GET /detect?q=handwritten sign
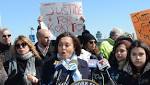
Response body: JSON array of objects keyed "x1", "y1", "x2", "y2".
[
  {"x1": 40, "y1": 2, "x2": 84, "y2": 37},
  {"x1": 131, "y1": 9, "x2": 150, "y2": 45}
]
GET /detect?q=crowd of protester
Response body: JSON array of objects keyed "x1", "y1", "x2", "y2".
[{"x1": 0, "y1": 16, "x2": 150, "y2": 85}]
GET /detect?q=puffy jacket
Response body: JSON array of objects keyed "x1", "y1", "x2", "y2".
[{"x1": 99, "y1": 38, "x2": 114, "y2": 59}]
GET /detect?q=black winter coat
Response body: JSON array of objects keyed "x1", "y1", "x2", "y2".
[
  {"x1": 118, "y1": 62, "x2": 150, "y2": 85},
  {"x1": 35, "y1": 43, "x2": 56, "y2": 85}
]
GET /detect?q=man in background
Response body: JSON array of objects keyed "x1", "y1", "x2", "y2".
[
  {"x1": 0, "y1": 28, "x2": 12, "y2": 85},
  {"x1": 35, "y1": 28, "x2": 56, "y2": 85},
  {"x1": 99, "y1": 28, "x2": 124, "y2": 59}
]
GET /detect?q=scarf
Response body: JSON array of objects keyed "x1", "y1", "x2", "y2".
[
  {"x1": 57, "y1": 52, "x2": 82, "y2": 81},
  {"x1": 16, "y1": 52, "x2": 33, "y2": 60},
  {"x1": 8, "y1": 52, "x2": 36, "y2": 78}
]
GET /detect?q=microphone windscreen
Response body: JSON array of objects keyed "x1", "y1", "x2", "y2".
[
  {"x1": 97, "y1": 59, "x2": 110, "y2": 71},
  {"x1": 87, "y1": 59, "x2": 98, "y2": 68}
]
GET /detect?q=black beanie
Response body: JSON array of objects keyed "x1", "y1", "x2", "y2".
[{"x1": 82, "y1": 33, "x2": 96, "y2": 45}]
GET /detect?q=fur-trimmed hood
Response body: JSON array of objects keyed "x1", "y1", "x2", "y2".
[{"x1": 123, "y1": 61, "x2": 150, "y2": 75}]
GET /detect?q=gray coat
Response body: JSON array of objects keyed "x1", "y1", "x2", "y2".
[
  {"x1": 6, "y1": 52, "x2": 36, "y2": 85},
  {"x1": 0, "y1": 49, "x2": 12, "y2": 85},
  {"x1": 0, "y1": 56, "x2": 8, "y2": 85}
]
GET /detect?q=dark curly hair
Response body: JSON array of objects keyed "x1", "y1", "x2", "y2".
[{"x1": 55, "y1": 32, "x2": 81, "y2": 56}]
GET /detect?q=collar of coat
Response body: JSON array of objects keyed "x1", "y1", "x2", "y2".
[
  {"x1": 0, "y1": 42, "x2": 11, "y2": 53},
  {"x1": 123, "y1": 61, "x2": 150, "y2": 75}
]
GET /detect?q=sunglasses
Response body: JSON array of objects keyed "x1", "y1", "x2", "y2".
[
  {"x1": 15, "y1": 43, "x2": 27, "y2": 49},
  {"x1": 89, "y1": 41, "x2": 96, "y2": 44},
  {"x1": 2, "y1": 34, "x2": 11, "y2": 38}
]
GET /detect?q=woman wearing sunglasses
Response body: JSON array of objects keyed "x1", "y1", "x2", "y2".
[
  {"x1": 79, "y1": 33, "x2": 104, "y2": 84},
  {"x1": 5, "y1": 35, "x2": 41, "y2": 85},
  {"x1": 82, "y1": 33, "x2": 101, "y2": 60}
]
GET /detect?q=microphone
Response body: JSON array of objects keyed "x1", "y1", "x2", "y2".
[
  {"x1": 53, "y1": 63, "x2": 67, "y2": 84},
  {"x1": 96, "y1": 58, "x2": 110, "y2": 71},
  {"x1": 96, "y1": 59, "x2": 117, "y2": 85},
  {"x1": 54, "y1": 59, "x2": 78, "y2": 84},
  {"x1": 88, "y1": 58, "x2": 116, "y2": 85},
  {"x1": 87, "y1": 58, "x2": 110, "y2": 71},
  {"x1": 54, "y1": 69, "x2": 62, "y2": 85},
  {"x1": 87, "y1": 59, "x2": 98, "y2": 68},
  {"x1": 64, "y1": 74, "x2": 70, "y2": 85}
]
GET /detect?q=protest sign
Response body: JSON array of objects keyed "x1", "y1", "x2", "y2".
[
  {"x1": 131, "y1": 9, "x2": 150, "y2": 45},
  {"x1": 41, "y1": 2, "x2": 84, "y2": 37}
]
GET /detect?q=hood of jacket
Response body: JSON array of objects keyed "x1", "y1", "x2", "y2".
[{"x1": 123, "y1": 61, "x2": 150, "y2": 75}]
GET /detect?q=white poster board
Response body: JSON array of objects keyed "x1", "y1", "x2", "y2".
[{"x1": 40, "y1": 2, "x2": 84, "y2": 37}]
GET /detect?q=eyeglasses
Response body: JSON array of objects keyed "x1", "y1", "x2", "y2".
[
  {"x1": 15, "y1": 43, "x2": 27, "y2": 49},
  {"x1": 2, "y1": 34, "x2": 11, "y2": 38},
  {"x1": 89, "y1": 41, "x2": 96, "y2": 44}
]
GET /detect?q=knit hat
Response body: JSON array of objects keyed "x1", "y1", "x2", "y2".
[
  {"x1": 116, "y1": 35, "x2": 133, "y2": 43},
  {"x1": 82, "y1": 30, "x2": 90, "y2": 36},
  {"x1": 115, "y1": 35, "x2": 133, "y2": 48},
  {"x1": 82, "y1": 33, "x2": 97, "y2": 45}
]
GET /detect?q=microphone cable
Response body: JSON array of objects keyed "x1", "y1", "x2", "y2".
[
  {"x1": 56, "y1": 69, "x2": 62, "y2": 85},
  {"x1": 106, "y1": 69, "x2": 117, "y2": 85},
  {"x1": 64, "y1": 74, "x2": 70, "y2": 85},
  {"x1": 100, "y1": 71, "x2": 105, "y2": 85}
]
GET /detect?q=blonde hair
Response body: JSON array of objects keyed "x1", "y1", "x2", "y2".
[{"x1": 13, "y1": 35, "x2": 41, "y2": 59}]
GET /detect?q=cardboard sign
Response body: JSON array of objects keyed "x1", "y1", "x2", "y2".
[
  {"x1": 131, "y1": 9, "x2": 150, "y2": 45},
  {"x1": 40, "y1": 2, "x2": 84, "y2": 37}
]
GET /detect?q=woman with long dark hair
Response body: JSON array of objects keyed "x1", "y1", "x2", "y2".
[
  {"x1": 108, "y1": 38, "x2": 132, "y2": 84},
  {"x1": 118, "y1": 40, "x2": 150, "y2": 85}
]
